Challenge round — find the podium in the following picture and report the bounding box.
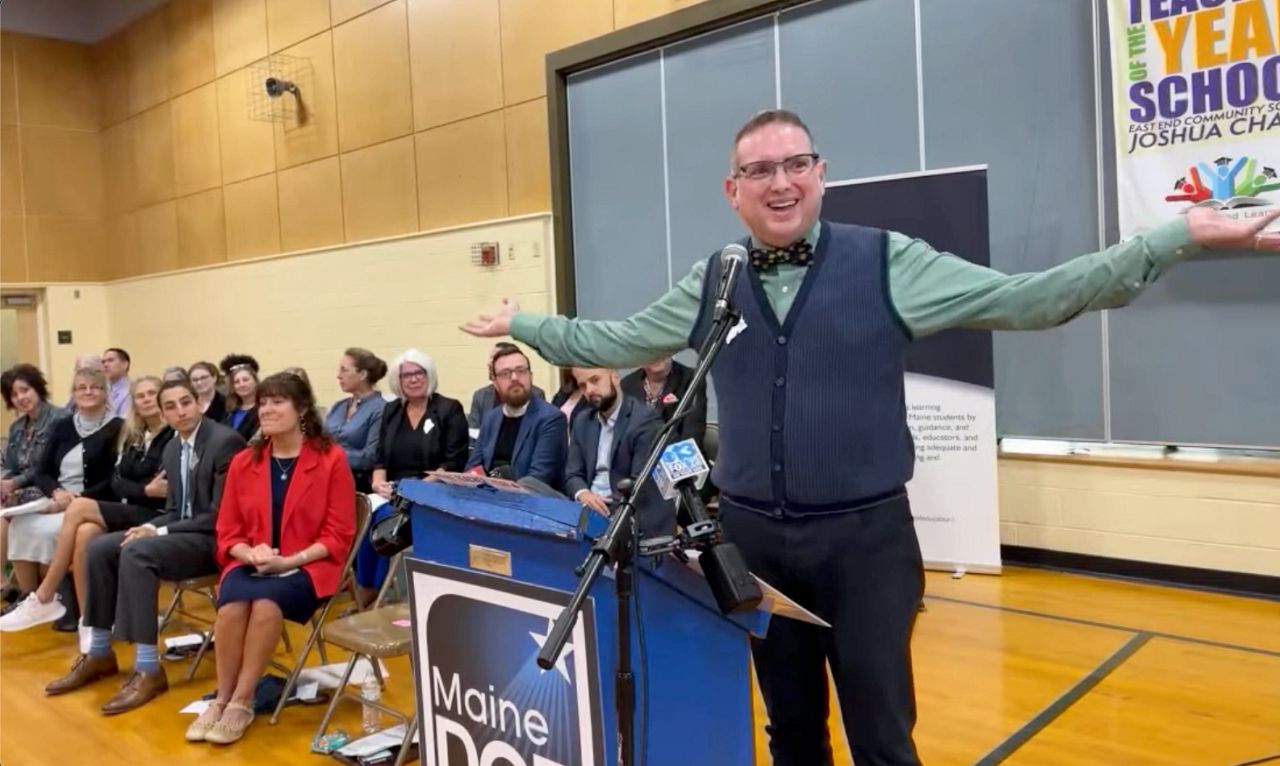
[396,477,818,766]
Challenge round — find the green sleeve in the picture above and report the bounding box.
[511,260,707,368]
[887,218,1207,338]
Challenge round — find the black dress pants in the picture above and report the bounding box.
[719,492,925,766]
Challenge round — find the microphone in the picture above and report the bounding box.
[714,243,748,320]
[651,439,710,500]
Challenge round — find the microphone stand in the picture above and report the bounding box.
[536,287,744,766]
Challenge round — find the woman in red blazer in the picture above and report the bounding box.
[190,372,355,745]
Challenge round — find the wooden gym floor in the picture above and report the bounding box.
[1,566,1276,765]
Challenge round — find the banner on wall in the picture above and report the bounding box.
[1108,0,1280,239]
[824,168,1001,574]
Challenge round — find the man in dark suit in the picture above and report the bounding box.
[46,379,245,714]
[564,368,673,538]
[467,342,545,430]
[621,356,707,449]
[466,346,566,488]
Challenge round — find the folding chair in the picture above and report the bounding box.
[157,574,219,681]
[269,492,374,724]
[313,552,416,766]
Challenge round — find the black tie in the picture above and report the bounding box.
[748,240,814,270]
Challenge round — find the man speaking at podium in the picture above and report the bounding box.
[463,110,1280,765]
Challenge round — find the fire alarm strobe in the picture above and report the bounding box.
[471,242,500,267]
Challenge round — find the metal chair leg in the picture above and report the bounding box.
[392,712,419,766]
[312,653,361,744]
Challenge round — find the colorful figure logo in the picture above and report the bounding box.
[1166,156,1280,206]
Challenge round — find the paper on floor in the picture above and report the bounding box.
[336,724,419,757]
[180,699,210,715]
[297,658,389,689]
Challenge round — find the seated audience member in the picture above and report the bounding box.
[64,354,103,413]
[466,346,567,486]
[467,342,545,429]
[621,356,707,449]
[355,349,467,601]
[188,361,226,423]
[1,365,67,602]
[2,377,174,635]
[325,348,388,493]
[564,368,672,537]
[220,354,260,441]
[5,368,121,623]
[185,373,355,744]
[550,367,591,425]
[102,348,133,418]
[162,367,188,383]
[45,380,245,714]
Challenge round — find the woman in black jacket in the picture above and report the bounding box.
[0,377,172,633]
[1,367,120,616]
[355,348,469,604]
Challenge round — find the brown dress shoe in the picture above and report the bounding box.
[45,652,119,696]
[101,667,169,715]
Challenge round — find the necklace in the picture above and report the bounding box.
[272,456,295,481]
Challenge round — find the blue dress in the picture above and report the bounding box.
[216,457,320,624]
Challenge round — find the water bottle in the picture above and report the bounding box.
[361,671,381,734]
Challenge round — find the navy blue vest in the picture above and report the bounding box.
[689,221,914,516]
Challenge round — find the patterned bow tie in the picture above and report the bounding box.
[748,240,814,270]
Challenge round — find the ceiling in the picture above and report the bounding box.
[0,0,169,44]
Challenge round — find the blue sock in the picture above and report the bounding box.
[134,643,159,672]
[88,628,112,657]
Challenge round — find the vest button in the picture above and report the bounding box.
[775,377,785,387]
[772,463,782,472]
[776,336,787,345]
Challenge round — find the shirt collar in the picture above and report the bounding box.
[749,220,822,252]
[597,398,621,427]
[502,402,530,418]
[180,420,202,448]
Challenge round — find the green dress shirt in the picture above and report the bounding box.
[511,218,1206,369]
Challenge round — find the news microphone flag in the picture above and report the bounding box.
[652,438,709,500]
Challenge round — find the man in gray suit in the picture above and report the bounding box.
[563,367,673,539]
[46,379,245,714]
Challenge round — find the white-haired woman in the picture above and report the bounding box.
[354,348,467,602]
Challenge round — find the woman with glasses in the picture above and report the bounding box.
[187,361,226,422]
[219,354,260,441]
[1,377,173,635]
[354,348,467,603]
[325,348,388,494]
[4,367,121,620]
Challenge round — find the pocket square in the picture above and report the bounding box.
[661,393,679,405]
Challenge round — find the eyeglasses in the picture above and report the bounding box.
[74,384,105,392]
[493,367,531,380]
[189,374,213,383]
[735,153,820,182]
[399,370,427,381]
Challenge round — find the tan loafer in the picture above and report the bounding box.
[185,700,227,742]
[45,652,119,696]
[204,700,255,745]
[101,667,169,715]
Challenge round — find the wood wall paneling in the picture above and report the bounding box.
[105,213,139,279]
[217,67,277,183]
[272,32,339,169]
[614,0,703,28]
[407,0,503,130]
[131,103,177,206]
[166,0,217,98]
[503,98,551,214]
[212,0,270,77]
[13,35,100,131]
[339,136,418,241]
[100,120,138,214]
[499,0,613,104]
[277,155,344,251]
[330,0,396,26]
[415,111,508,230]
[19,126,103,218]
[93,32,133,127]
[176,187,227,268]
[1,36,17,126]
[171,82,222,196]
[0,124,23,215]
[266,0,332,52]
[222,172,281,259]
[127,9,171,114]
[26,217,105,281]
[135,199,180,274]
[332,0,413,153]
[0,215,27,283]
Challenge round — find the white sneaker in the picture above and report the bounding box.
[0,593,66,631]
